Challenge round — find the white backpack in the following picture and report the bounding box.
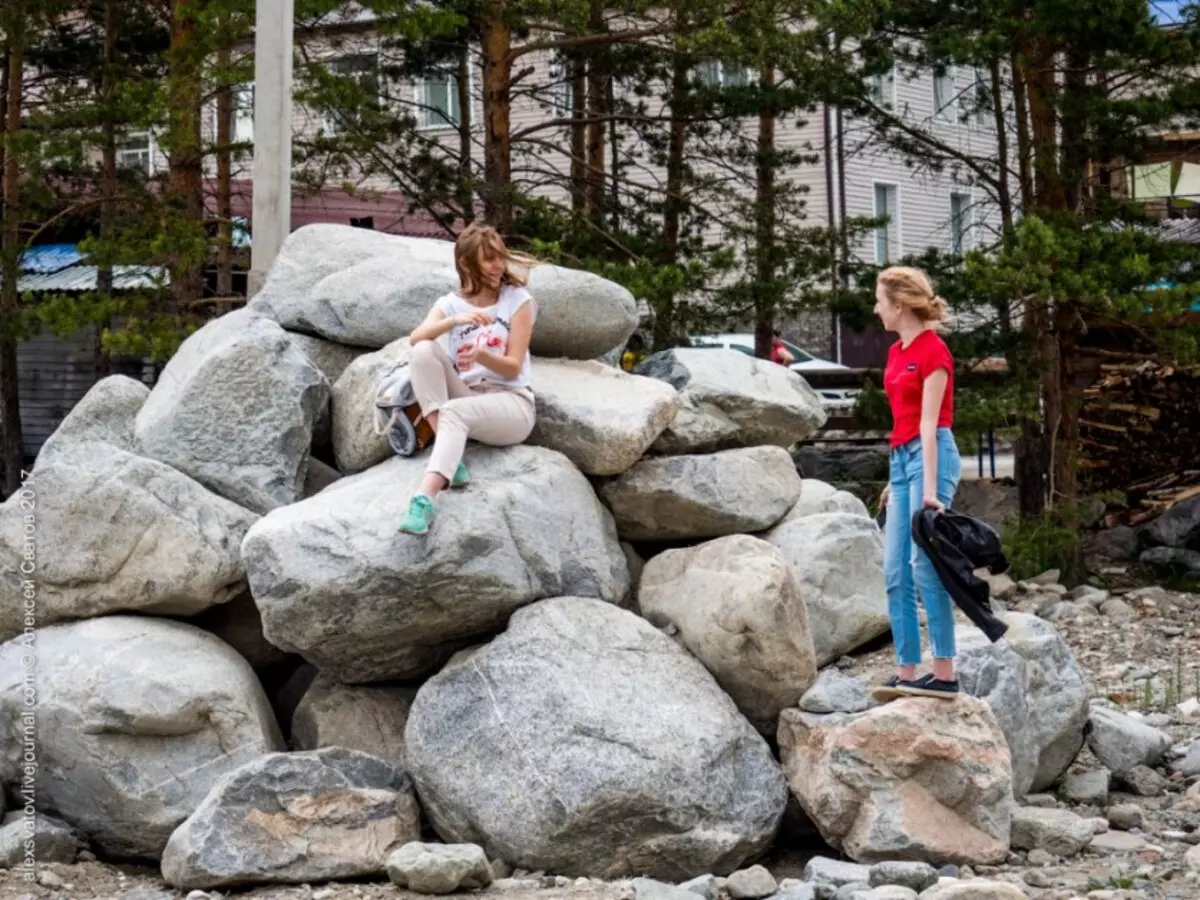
[372,361,426,457]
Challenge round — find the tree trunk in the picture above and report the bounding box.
[216,46,234,298]
[754,64,777,361]
[654,52,690,350]
[456,44,473,221]
[583,0,607,223]
[1011,50,1034,208]
[480,0,513,232]
[0,28,25,495]
[167,0,206,317]
[96,0,118,378]
[569,53,586,213]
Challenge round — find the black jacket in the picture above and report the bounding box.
[911,509,1010,642]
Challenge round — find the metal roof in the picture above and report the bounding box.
[18,265,167,293]
[20,244,84,274]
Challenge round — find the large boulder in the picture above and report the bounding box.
[0,444,257,641]
[0,617,283,859]
[288,333,368,454]
[599,446,802,541]
[291,674,416,772]
[134,308,329,513]
[405,597,788,880]
[34,374,148,468]
[330,336,412,474]
[778,480,870,524]
[243,444,630,683]
[634,349,825,453]
[763,513,888,666]
[954,613,1090,796]
[778,697,1014,866]
[638,535,818,734]
[161,747,420,889]
[527,359,679,476]
[1143,495,1200,549]
[185,589,290,670]
[1086,704,1172,777]
[250,224,638,358]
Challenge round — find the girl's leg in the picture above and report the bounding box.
[408,341,472,501]
[426,390,536,482]
[913,429,963,681]
[884,446,921,678]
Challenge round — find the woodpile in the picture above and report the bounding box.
[1079,350,1200,523]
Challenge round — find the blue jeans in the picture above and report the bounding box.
[885,428,962,666]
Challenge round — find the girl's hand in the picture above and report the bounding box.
[878,484,890,510]
[456,311,493,327]
[923,494,945,513]
[456,343,479,369]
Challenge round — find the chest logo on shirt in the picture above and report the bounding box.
[906,363,917,372]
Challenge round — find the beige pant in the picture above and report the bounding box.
[408,340,536,481]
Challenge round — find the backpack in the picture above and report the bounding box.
[373,361,434,457]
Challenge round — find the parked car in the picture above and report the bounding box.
[687,332,860,413]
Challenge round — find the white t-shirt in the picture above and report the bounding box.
[434,285,537,390]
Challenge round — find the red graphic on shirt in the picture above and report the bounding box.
[485,335,506,350]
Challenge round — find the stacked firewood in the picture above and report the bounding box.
[1079,351,1200,523]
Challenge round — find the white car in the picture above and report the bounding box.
[688,333,860,412]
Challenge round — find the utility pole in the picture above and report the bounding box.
[248,0,294,296]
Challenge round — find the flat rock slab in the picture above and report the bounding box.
[528,359,679,476]
[635,348,825,453]
[162,748,420,889]
[405,597,788,880]
[244,444,629,682]
[600,446,801,541]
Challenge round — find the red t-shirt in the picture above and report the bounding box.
[883,330,954,448]
[771,340,787,365]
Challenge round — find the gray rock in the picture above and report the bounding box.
[765,513,888,666]
[1008,806,1093,857]
[679,874,720,900]
[868,862,939,892]
[725,865,778,899]
[1065,585,1109,606]
[0,616,283,859]
[1140,547,1200,576]
[955,612,1091,796]
[1089,831,1149,853]
[1099,598,1137,621]
[635,348,826,453]
[329,335,412,475]
[34,374,148,468]
[287,332,367,385]
[252,225,638,359]
[528,359,679,476]
[1083,526,1139,563]
[834,885,872,900]
[162,748,420,888]
[303,457,342,498]
[244,444,630,682]
[600,446,802,541]
[853,889,918,900]
[980,572,1017,602]
[0,444,257,641]
[633,878,707,900]
[1087,705,1172,776]
[291,673,416,771]
[186,589,289,670]
[638,535,818,734]
[404,598,788,880]
[774,885,818,900]
[1172,742,1200,777]
[1120,764,1167,797]
[0,813,81,867]
[1028,570,1061,586]
[804,858,872,889]
[1144,495,1200,549]
[1105,803,1145,831]
[799,670,871,715]
[135,308,329,513]
[778,480,870,523]
[386,842,494,895]
[1062,769,1110,806]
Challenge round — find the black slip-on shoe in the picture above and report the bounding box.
[895,673,960,699]
[869,675,921,702]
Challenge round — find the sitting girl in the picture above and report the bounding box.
[397,224,538,535]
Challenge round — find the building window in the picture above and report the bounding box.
[415,58,464,130]
[962,66,993,129]
[933,66,955,123]
[869,67,896,111]
[874,183,899,264]
[696,60,751,87]
[950,191,973,254]
[322,53,380,135]
[231,84,254,143]
[116,132,153,175]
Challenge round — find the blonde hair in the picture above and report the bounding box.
[454,223,536,294]
[877,266,951,327]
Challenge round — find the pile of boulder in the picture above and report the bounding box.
[0,224,1126,897]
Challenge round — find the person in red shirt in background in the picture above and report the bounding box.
[770,331,795,366]
[869,266,963,702]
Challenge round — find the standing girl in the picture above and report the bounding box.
[870,266,963,700]
[397,224,538,535]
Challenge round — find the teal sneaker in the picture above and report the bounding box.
[450,461,470,488]
[397,494,434,535]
